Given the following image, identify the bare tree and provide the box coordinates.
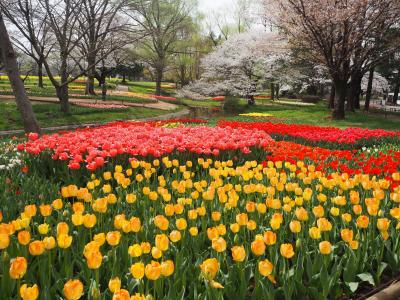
[0,12,41,133]
[2,0,129,114]
[127,0,192,95]
[4,2,53,88]
[76,0,129,95]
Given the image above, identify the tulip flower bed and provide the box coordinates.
[1,157,400,300]
[218,121,400,149]
[265,141,400,178]
[18,121,272,173]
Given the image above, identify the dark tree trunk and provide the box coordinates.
[85,53,96,95]
[333,79,346,119]
[364,67,374,111]
[57,55,70,114]
[393,71,400,104]
[328,84,335,109]
[347,72,362,111]
[122,73,126,83]
[37,59,44,88]
[56,84,70,114]
[0,13,41,133]
[276,83,280,99]
[270,83,275,101]
[155,67,163,96]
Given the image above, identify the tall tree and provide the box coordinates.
[2,0,124,114]
[5,4,53,88]
[0,12,41,133]
[128,0,192,95]
[265,0,400,119]
[76,0,128,95]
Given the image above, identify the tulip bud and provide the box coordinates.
[233,234,240,244]
[296,238,302,249]
[89,280,100,300]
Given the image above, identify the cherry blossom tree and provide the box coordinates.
[178,30,289,102]
[264,0,400,119]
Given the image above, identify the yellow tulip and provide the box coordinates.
[145,261,162,280]
[63,279,84,300]
[200,258,219,280]
[231,245,246,262]
[161,260,175,277]
[130,262,145,279]
[280,243,295,259]
[319,241,332,255]
[20,284,39,300]
[9,257,27,279]
[258,259,273,276]
[108,277,121,293]
[251,239,265,256]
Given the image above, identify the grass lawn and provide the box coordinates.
[181,98,222,107]
[0,101,175,131]
[232,100,400,130]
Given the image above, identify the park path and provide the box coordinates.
[116,84,129,92]
[0,108,190,136]
[0,94,178,111]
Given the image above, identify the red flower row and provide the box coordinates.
[218,121,400,147]
[264,141,400,182]
[20,122,273,170]
[153,95,178,102]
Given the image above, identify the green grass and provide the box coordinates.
[0,102,176,131]
[181,98,222,108]
[231,100,400,130]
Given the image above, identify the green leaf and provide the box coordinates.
[357,273,375,286]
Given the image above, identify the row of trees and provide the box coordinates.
[1,0,201,115]
[264,0,400,119]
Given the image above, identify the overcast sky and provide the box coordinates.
[198,0,234,15]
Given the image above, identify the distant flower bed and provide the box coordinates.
[239,113,274,117]
[254,95,271,100]
[72,102,128,110]
[274,100,315,106]
[218,121,400,149]
[153,95,178,102]
[211,96,225,101]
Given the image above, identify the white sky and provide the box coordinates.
[198,0,233,14]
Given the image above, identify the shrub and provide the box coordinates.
[223,95,244,113]
[300,95,322,103]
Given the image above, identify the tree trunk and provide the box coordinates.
[37,59,44,88]
[332,79,346,120]
[347,72,362,111]
[393,71,400,105]
[0,13,41,134]
[85,52,96,95]
[56,84,70,114]
[364,67,374,111]
[122,73,126,83]
[155,67,163,96]
[328,84,335,109]
[270,83,275,101]
[57,51,70,114]
[276,83,280,99]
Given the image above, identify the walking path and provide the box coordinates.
[0,94,178,111]
[0,108,190,136]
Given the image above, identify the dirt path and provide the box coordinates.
[0,94,178,111]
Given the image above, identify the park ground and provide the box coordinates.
[0,76,399,132]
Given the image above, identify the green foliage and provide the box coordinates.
[223,95,246,113]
